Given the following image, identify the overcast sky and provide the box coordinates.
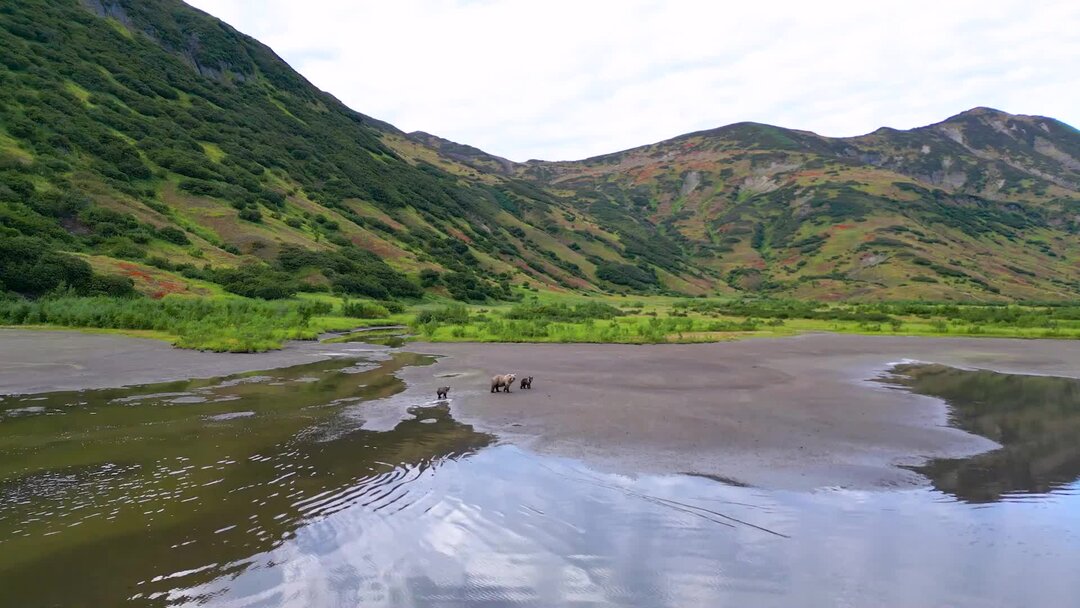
[186,0,1078,162]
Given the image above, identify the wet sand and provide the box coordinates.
[4,329,1080,490]
[0,329,387,394]
[401,335,1080,490]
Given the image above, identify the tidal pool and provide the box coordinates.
[1,356,1078,607]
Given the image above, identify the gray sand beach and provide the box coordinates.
[400,335,1080,489]
[4,329,1080,490]
[0,329,388,394]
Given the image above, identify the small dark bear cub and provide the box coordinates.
[436,386,450,399]
[519,376,533,389]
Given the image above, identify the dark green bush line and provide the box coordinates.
[596,263,660,290]
[0,235,135,298]
[276,246,421,300]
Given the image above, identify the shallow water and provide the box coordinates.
[322,328,411,348]
[1,357,1079,607]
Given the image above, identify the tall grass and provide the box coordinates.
[414,304,762,344]
[0,296,337,352]
[8,294,1080,351]
[504,301,624,321]
[413,297,1080,344]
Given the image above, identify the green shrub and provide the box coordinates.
[596,263,659,290]
[340,301,390,319]
[415,304,469,325]
[276,246,421,299]
[419,268,442,287]
[238,207,263,223]
[212,264,297,299]
[89,274,137,297]
[0,235,136,297]
[157,226,190,245]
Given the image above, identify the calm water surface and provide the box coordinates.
[1,355,1079,607]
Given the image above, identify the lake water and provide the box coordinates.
[1,354,1079,607]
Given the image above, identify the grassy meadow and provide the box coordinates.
[410,291,1080,344]
[5,287,1080,352]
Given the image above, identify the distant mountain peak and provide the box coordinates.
[956,106,1010,117]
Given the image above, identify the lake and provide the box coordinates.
[1,353,1078,607]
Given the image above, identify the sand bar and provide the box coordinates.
[4,329,1080,490]
[401,335,1080,489]
[0,329,386,394]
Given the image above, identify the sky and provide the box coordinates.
[186,0,1079,162]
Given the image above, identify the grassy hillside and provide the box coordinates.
[0,0,651,303]
[516,110,1080,301]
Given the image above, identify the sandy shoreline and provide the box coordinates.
[4,329,1080,490]
[0,329,389,394]
[399,335,1080,490]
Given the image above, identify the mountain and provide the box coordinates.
[0,0,637,300]
[405,131,517,176]
[513,109,1080,300]
[1,0,1078,302]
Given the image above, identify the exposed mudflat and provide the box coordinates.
[4,329,1080,491]
[401,335,1080,490]
[0,329,386,394]
[5,332,1079,607]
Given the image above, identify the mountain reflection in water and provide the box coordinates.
[883,363,1080,502]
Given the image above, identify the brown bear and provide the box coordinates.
[519,376,533,389]
[490,373,516,393]
[436,386,450,399]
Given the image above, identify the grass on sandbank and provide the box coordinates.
[409,296,1080,344]
[0,295,386,352]
[5,290,1080,352]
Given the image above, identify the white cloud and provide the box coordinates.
[186,0,1080,161]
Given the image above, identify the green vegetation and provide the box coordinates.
[410,295,1080,344]
[1,235,135,298]
[210,264,298,300]
[596,262,661,290]
[0,0,623,303]
[504,301,624,321]
[0,295,360,352]
[276,246,421,299]
[340,300,390,319]
[6,291,1080,351]
[517,109,1079,301]
[2,0,1080,351]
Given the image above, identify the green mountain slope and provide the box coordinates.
[0,0,644,300]
[1,0,1078,303]
[515,109,1080,300]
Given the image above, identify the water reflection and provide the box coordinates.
[3,358,1080,607]
[882,363,1080,502]
[161,447,1080,608]
[322,329,411,348]
[0,354,493,608]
